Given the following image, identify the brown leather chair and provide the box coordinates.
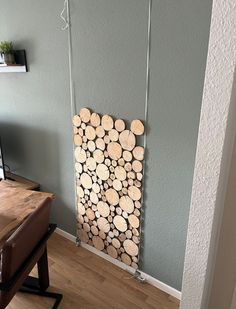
[0,198,62,309]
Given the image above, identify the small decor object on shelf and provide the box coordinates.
[0,41,15,65]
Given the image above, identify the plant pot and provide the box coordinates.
[1,52,15,65]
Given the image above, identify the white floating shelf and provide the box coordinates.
[0,50,28,73]
[0,65,27,73]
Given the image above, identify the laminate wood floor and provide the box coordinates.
[7,233,179,309]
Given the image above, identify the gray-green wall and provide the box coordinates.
[0,0,212,290]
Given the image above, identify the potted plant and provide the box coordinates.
[0,41,15,65]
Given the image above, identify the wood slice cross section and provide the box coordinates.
[73,108,145,269]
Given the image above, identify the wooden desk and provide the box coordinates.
[0,172,40,191]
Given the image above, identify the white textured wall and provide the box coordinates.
[180,1,236,309]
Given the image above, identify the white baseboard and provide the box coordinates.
[55,228,182,300]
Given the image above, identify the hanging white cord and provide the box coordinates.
[137,0,152,273]
[60,0,79,240]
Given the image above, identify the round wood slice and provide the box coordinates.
[96,163,109,181]
[113,229,119,237]
[119,130,136,151]
[112,238,121,249]
[114,166,126,181]
[119,196,134,214]
[90,113,101,127]
[132,256,138,263]
[92,236,104,251]
[114,215,127,232]
[134,209,141,217]
[102,115,114,131]
[92,183,100,194]
[122,180,128,188]
[77,214,84,224]
[77,186,84,198]
[105,188,119,205]
[104,135,110,144]
[124,163,132,172]
[121,253,131,266]
[77,202,85,215]
[115,119,125,132]
[97,201,110,217]
[132,160,143,173]
[107,178,113,187]
[123,150,132,162]
[109,166,115,173]
[86,208,95,221]
[82,143,88,151]
[105,158,111,166]
[86,157,97,171]
[91,226,99,236]
[131,262,138,269]
[104,183,109,190]
[133,146,145,161]
[81,173,92,189]
[134,180,141,188]
[92,204,97,211]
[80,108,91,123]
[90,191,99,204]
[107,142,122,160]
[83,223,90,233]
[112,160,117,167]
[84,216,89,223]
[85,125,96,140]
[97,217,110,233]
[122,211,128,219]
[81,123,86,130]
[122,187,128,195]
[128,172,136,180]
[83,136,88,143]
[128,214,139,228]
[73,115,82,127]
[99,230,106,240]
[108,215,113,223]
[128,179,134,186]
[130,119,144,135]
[96,138,105,151]
[107,236,112,243]
[78,128,84,136]
[134,201,142,209]
[128,186,141,201]
[87,140,96,152]
[75,162,83,174]
[104,150,109,158]
[96,126,105,138]
[123,240,138,257]
[107,245,118,259]
[78,230,89,243]
[116,207,122,215]
[75,147,86,163]
[95,211,100,218]
[125,230,132,239]
[108,129,119,142]
[108,231,114,238]
[86,151,91,158]
[74,134,82,146]
[118,233,126,242]
[132,228,140,236]
[112,179,122,191]
[93,149,105,164]
[132,236,140,244]
[118,158,125,166]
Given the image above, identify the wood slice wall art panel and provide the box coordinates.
[73,108,145,269]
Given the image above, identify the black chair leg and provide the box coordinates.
[19,247,63,309]
[19,286,63,309]
[37,247,49,291]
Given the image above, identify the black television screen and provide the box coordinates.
[0,139,6,180]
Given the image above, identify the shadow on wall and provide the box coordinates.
[0,122,76,232]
